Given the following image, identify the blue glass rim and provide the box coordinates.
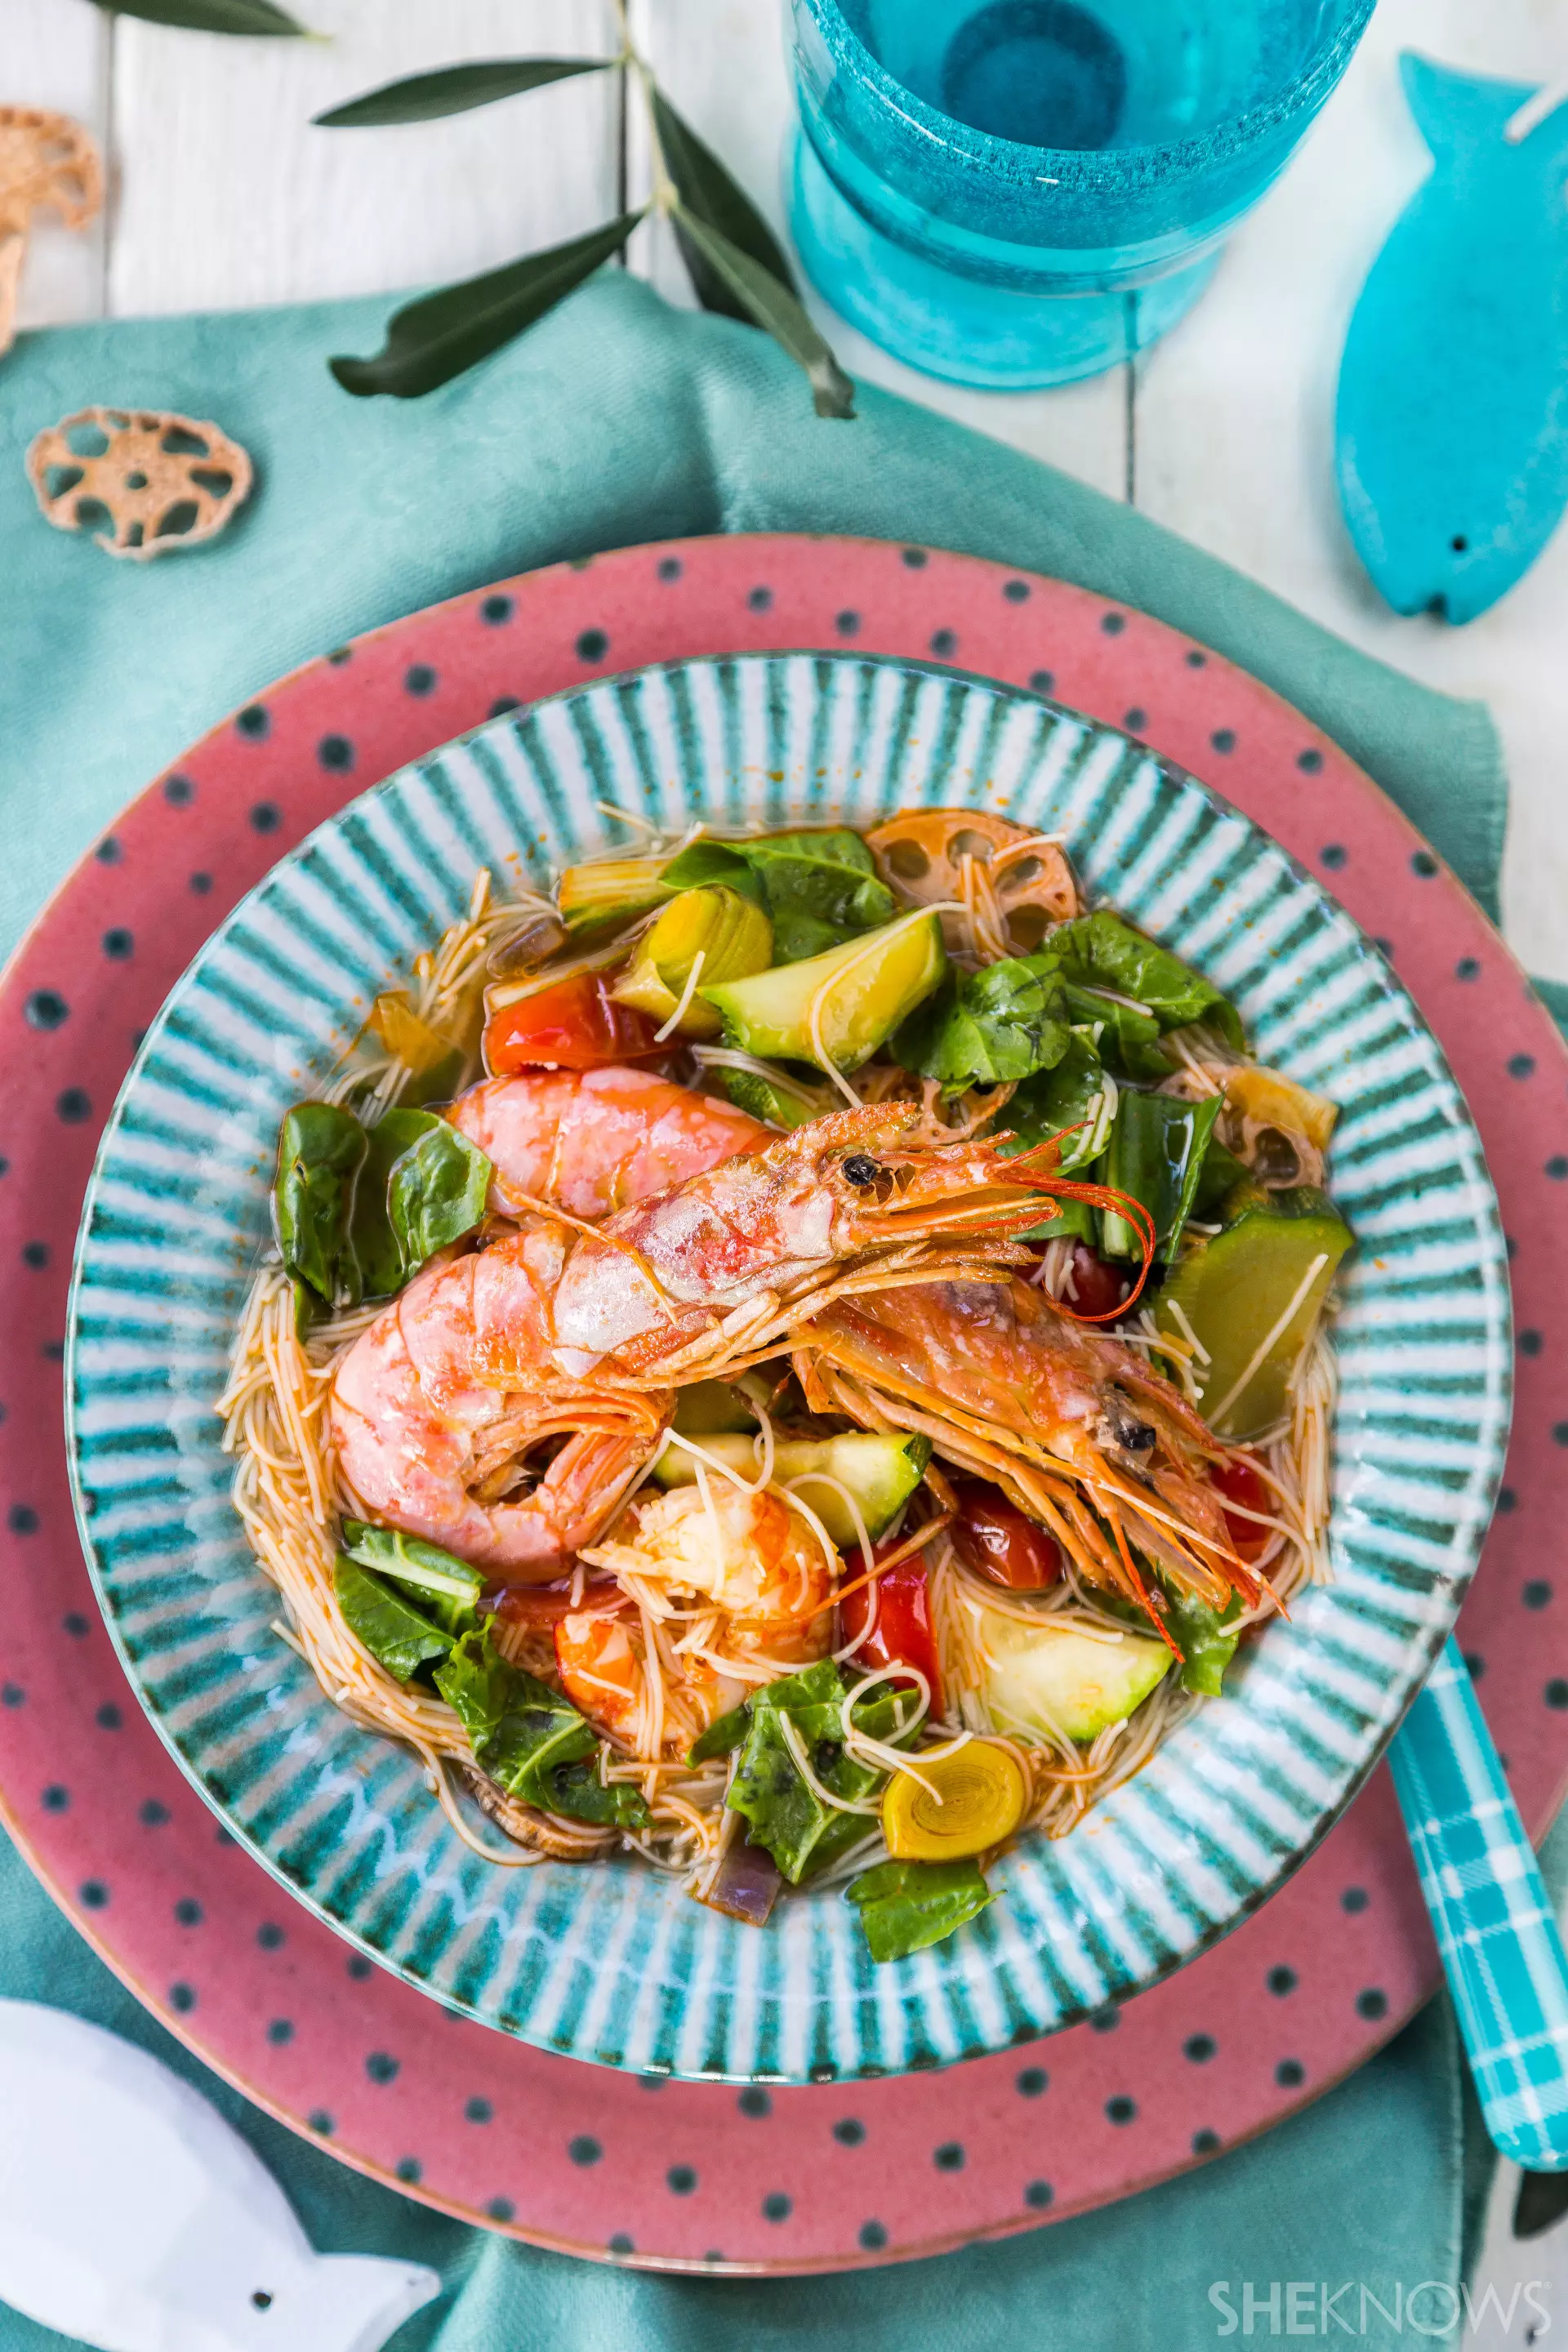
[793,0,1378,191]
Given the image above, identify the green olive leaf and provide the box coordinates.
[670,204,854,421]
[331,211,646,399]
[315,58,608,129]
[651,90,798,318]
[95,0,308,30]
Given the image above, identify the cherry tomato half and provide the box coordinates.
[483,972,660,1074]
[840,1552,944,1717]
[1062,1242,1127,1321]
[951,1480,1064,1592]
[1211,1454,1274,1565]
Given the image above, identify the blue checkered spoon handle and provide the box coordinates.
[1389,1637,1568,2169]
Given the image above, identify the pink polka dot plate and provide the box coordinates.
[2,536,1564,2270]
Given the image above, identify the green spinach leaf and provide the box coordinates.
[434,1632,652,1831]
[660,831,893,964]
[276,1102,492,1309]
[648,840,764,902]
[350,1108,432,1300]
[1161,1580,1241,1693]
[1165,1584,1245,1698]
[1098,1579,1245,1698]
[1053,911,1244,1049]
[895,951,1072,1093]
[340,1519,484,1637]
[845,1857,993,1962]
[1002,1031,1111,1172]
[334,1557,452,1682]
[996,1033,1112,1243]
[726,1707,875,1881]
[541,1761,652,1831]
[435,1629,596,1797]
[687,1700,752,1765]
[386,1118,492,1277]
[1061,983,1173,1081]
[1100,1090,1223,1263]
[274,1102,368,1308]
[726,1667,915,1882]
[1191,1133,1248,1221]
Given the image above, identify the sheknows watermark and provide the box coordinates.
[1207,2281,1552,2338]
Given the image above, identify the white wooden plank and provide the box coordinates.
[1132,0,1568,981]
[630,0,1127,501]
[108,0,620,316]
[5,0,109,327]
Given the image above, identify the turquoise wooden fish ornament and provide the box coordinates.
[1335,55,1568,623]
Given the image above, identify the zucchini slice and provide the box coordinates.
[670,1380,759,1437]
[1156,1198,1352,1440]
[978,1613,1172,1742]
[701,911,947,1076]
[651,1431,931,1546]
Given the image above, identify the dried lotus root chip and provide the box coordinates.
[1218,1063,1337,1189]
[0,109,103,358]
[25,408,254,560]
[866,807,1079,955]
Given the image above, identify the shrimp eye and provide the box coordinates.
[841,1153,882,1188]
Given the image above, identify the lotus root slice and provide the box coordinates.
[866,808,1080,954]
[25,408,254,560]
[0,109,103,358]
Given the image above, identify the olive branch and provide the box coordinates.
[90,0,855,416]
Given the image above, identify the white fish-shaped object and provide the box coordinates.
[1335,55,1568,622]
[0,2000,442,2352]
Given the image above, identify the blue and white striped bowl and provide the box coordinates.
[65,653,1512,2080]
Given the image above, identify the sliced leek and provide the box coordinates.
[612,886,773,1040]
[882,1741,1027,1862]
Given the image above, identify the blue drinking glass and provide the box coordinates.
[788,0,1378,389]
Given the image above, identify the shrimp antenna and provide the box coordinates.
[993,1134,1156,1325]
[1047,1178,1156,1321]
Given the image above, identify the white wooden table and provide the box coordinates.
[11,0,1566,982]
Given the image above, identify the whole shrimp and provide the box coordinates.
[444,1070,1261,1628]
[802,1279,1258,1626]
[329,1099,1062,1579]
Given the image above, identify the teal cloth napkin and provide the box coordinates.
[0,270,1543,2349]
